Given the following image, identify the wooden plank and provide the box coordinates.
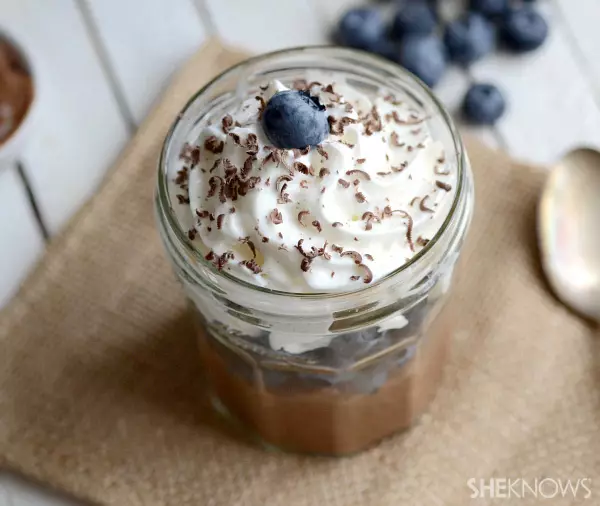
[83,0,207,125]
[554,0,600,96]
[470,2,600,165]
[0,167,44,309]
[0,0,130,236]
[205,0,328,52]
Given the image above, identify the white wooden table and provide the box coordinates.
[1,0,599,503]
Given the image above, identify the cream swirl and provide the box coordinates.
[171,78,457,293]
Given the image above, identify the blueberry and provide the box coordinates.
[399,34,447,88]
[444,13,495,65]
[262,90,329,149]
[368,38,400,62]
[462,83,506,125]
[391,1,437,40]
[337,8,387,51]
[501,7,549,52]
[469,0,509,18]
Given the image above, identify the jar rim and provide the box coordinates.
[157,45,467,300]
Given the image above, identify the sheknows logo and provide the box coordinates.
[467,478,592,500]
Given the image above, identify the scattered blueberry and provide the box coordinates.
[391,1,437,39]
[469,0,509,18]
[444,13,495,65]
[262,90,329,149]
[399,34,447,88]
[501,6,549,52]
[369,38,400,62]
[462,83,506,125]
[337,8,387,51]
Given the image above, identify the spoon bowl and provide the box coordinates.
[538,148,600,322]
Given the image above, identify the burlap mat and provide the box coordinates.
[1,40,599,505]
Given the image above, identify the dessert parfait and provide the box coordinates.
[156,47,474,456]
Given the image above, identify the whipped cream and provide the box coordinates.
[169,77,457,293]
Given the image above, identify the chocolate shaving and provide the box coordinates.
[353,179,360,186]
[391,162,408,173]
[300,179,309,189]
[176,194,190,204]
[435,180,452,192]
[196,209,210,219]
[355,192,367,203]
[229,207,236,214]
[229,132,242,146]
[278,232,283,239]
[300,258,312,272]
[174,168,189,185]
[323,84,335,94]
[294,162,314,176]
[346,169,371,181]
[275,174,293,192]
[417,142,426,149]
[407,146,414,152]
[411,128,422,135]
[364,254,374,261]
[377,172,392,177]
[419,195,434,213]
[319,168,330,178]
[222,115,234,133]
[223,159,238,179]
[410,197,420,207]
[328,115,357,135]
[187,228,197,240]
[338,178,350,189]
[416,236,430,247]
[350,276,360,281]
[356,158,366,165]
[217,214,225,230]
[362,211,381,231]
[332,222,343,228]
[362,105,383,135]
[270,208,283,224]
[207,251,235,271]
[209,159,222,173]
[331,244,343,254]
[391,110,425,125]
[312,220,322,233]
[239,237,257,258]
[297,210,310,227]
[391,132,405,148]
[179,143,200,165]
[240,259,262,274]
[241,155,256,179]
[341,250,363,264]
[255,96,266,118]
[316,145,329,159]
[358,263,373,284]
[390,209,415,252]
[245,133,259,154]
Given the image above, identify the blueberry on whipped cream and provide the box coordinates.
[262,90,329,149]
[169,77,457,293]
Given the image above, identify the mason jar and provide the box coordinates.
[155,47,474,456]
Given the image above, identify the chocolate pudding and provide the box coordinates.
[0,39,33,145]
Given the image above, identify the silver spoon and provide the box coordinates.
[538,148,600,322]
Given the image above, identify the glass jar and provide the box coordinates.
[155,47,474,456]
